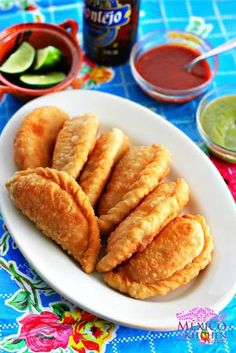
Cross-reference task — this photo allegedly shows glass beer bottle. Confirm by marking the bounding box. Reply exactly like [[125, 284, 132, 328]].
[[83, 0, 140, 66]]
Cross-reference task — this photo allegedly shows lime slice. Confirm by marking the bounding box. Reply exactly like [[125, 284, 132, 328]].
[[34, 46, 63, 71], [0, 42, 35, 74], [20, 71, 66, 87]]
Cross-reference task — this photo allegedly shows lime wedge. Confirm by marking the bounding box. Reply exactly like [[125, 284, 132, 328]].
[[20, 71, 66, 87], [34, 46, 63, 71], [0, 42, 35, 74]]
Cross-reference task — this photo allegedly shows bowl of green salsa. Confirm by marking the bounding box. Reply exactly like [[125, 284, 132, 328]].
[[197, 84, 236, 163]]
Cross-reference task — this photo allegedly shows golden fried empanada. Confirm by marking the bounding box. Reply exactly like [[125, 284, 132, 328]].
[[79, 128, 129, 207], [52, 113, 99, 179], [96, 179, 189, 272], [14, 106, 69, 170], [6, 168, 100, 273], [98, 145, 171, 235], [103, 215, 214, 299]]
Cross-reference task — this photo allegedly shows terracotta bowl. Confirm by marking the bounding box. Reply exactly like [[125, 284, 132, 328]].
[[0, 19, 83, 101]]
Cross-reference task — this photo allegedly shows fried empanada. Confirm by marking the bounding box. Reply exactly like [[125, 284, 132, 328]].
[[98, 145, 171, 235], [79, 128, 129, 207], [14, 106, 69, 170], [96, 179, 189, 272], [103, 215, 214, 299], [52, 113, 99, 179], [6, 168, 100, 273]]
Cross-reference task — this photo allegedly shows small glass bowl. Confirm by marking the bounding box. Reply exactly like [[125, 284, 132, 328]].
[[197, 84, 236, 164], [130, 29, 218, 103]]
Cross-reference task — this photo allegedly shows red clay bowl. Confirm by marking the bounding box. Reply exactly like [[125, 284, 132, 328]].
[[0, 19, 83, 101]]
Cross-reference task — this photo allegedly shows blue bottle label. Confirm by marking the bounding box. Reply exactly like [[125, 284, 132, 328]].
[[84, 0, 131, 47]]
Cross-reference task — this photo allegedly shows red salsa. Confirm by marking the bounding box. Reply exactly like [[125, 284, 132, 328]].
[[135, 44, 212, 90]]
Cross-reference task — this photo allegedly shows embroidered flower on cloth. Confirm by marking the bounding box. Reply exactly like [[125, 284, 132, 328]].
[[19, 311, 72, 352], [210, 155, 236, 201]]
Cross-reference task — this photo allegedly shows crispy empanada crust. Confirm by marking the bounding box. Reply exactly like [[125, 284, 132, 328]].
[[52, 113, 99, 179], [6, 168, 100, 273], [14, 106, 69, 170], [103, 215, 214, 299], [98, 145, 171, 235], [79, 128, 129, 207], [96, 179, 189, 272]]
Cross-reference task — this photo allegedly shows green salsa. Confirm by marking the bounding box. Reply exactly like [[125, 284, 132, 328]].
[[200, 95, 236, 151]]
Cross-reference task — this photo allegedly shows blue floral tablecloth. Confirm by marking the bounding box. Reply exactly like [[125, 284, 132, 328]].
[[0, 1, 236, 353]]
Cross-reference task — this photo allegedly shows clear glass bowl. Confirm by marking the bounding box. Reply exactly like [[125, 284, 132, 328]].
[[130, 29, 218, 103], [197, 84, 236, 163]]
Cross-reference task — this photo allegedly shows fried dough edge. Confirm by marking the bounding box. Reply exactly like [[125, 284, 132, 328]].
[[96, 178, 189, 272], [6, 167, 101, 273], [79, 128, 130, 207], [103, 215, 214, 299], [98, 145, 172, 235]]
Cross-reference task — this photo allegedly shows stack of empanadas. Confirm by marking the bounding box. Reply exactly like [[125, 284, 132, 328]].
[[6, 105, 214, 298], [103, 215, 213, 299]]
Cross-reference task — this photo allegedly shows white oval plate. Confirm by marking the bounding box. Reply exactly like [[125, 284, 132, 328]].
[[0, 90, 236, 331]]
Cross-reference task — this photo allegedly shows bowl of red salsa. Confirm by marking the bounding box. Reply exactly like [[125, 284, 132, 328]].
[[130, 30, 218, 103]]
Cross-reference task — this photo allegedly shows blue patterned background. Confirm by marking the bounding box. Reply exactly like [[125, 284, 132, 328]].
[[0, 1, 236, 353]]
